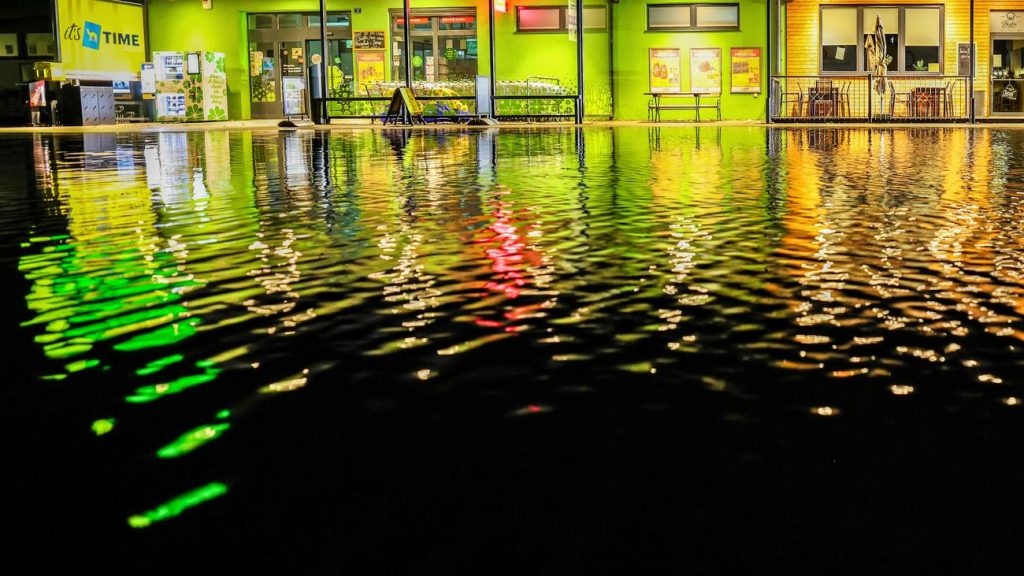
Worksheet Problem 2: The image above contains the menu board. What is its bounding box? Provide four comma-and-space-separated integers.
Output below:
958, 43, 975, 78
354, 31, 386, 50
690, 48, 721, 94
730, 47, 761, 93
649, 48, 681, 93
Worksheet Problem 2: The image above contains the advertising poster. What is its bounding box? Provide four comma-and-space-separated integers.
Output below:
283, 76, 306, 116
690, 48, 722, 94
202, 52, 228, 120
29, 81, 46, 107
649, 48, 681, 93
356, 50, 385, 86
730, 47, 761, 93
57, 0, 146, 80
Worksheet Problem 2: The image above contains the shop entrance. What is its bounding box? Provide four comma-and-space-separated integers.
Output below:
247, 12, 353, 119
991, 35, 1024, 116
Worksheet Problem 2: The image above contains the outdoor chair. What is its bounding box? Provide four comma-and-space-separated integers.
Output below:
887, 81, 910, 118
837, 81, 851, 117
771, 78, 804, 119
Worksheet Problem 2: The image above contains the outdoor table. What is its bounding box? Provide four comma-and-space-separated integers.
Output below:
807, 86, 839, 118
910, 87, 946, 118
645, 92, 721, 122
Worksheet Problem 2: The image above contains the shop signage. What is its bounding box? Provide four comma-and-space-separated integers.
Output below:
730, 47, 761, 93
690, 48, 722, 94
958, 43, 975, 78
649, 48, 681, 93
356, 51, 385, 86
444, 47, 458, 60
354, 31, 386, 51
991, 11, 1024, 33
57, 0, 145, 80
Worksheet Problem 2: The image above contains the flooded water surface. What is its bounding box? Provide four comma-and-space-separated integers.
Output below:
4, 126, 1024, 571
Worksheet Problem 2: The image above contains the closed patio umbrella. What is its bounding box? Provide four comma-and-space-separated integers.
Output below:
865, 16, 890, 116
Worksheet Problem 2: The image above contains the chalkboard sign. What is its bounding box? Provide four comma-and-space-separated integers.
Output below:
354, 31, 386, 50
958, 43, 975, 78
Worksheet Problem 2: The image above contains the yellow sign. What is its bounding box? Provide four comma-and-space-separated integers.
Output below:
57, 0, 145, 80
730, 48, 761, 94
356, 50, 386, 87
649, 48, 681, 93
690, 48, 721, 94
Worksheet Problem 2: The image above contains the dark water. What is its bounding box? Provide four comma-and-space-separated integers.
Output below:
4, 126, 1024, 572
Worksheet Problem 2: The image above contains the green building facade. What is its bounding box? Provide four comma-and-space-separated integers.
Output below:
146, 0, 769, 121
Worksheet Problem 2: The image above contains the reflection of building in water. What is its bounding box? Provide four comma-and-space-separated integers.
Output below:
770, 128, 1024, 381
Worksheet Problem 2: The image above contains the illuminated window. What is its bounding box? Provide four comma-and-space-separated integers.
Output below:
516, 6, 608, 32
819, 5, 944, 74
647, 4, 739, 32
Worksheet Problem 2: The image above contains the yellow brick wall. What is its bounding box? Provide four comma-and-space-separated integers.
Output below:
785, 0, 1024, 117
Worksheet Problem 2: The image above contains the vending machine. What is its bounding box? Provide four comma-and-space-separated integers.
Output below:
153, 51, 228, 122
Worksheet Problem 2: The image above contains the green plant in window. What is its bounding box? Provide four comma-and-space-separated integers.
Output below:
912, 59, 927, 72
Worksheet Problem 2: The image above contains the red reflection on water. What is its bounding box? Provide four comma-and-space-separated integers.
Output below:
472, 193, 544, 330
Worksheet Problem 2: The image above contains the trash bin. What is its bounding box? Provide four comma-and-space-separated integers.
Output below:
309, 59, 324, 124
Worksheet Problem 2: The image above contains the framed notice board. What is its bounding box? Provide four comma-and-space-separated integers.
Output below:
690, 48, 721, 94
649, 48, 681, 93
730, 47, 761, 93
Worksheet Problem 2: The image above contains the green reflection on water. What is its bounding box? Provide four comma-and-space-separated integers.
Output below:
91, 418, 115, 436
157, 423, 231, 458
127, 482, 228, 529
125, 366, 222, 404
136, 354, 186, 376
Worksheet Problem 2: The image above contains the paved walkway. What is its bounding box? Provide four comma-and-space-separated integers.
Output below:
3, 118, 1024, 133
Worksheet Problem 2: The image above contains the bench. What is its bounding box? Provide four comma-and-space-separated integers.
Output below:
645, 92, 721, 122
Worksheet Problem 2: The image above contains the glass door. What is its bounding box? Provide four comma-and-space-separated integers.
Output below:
991, 37, 1024, 115
307, 39, 353, 98
280, 41, 307, 117
249, 42, 279, 118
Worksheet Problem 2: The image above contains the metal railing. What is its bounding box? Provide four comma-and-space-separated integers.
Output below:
770, 75, 970, 122
320, 79, 578, 122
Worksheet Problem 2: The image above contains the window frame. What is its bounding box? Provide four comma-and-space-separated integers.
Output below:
515, 5, 609, 33
646, 3, 740, 33
818, 4, 945, 76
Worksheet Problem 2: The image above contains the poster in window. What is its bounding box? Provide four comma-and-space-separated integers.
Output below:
730, 47, 761, 93
690, 48, 721, 94
356, 50, 385, 87
649, 48, 681, 93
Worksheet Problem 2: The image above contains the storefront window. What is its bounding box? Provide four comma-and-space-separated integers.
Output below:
647, 4, 738, 32
518, 7, 562, 31
862, 8, 898, 72
391, 9, 478, 91
821, 8, 858, 72
820, 5, 943, 74
695, 5, 738, 28
648, 5, 692, 30
905, 8, 940, 72
308, 14, 351, 27
517, 6, 607, 32
278, 14, 301, 29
